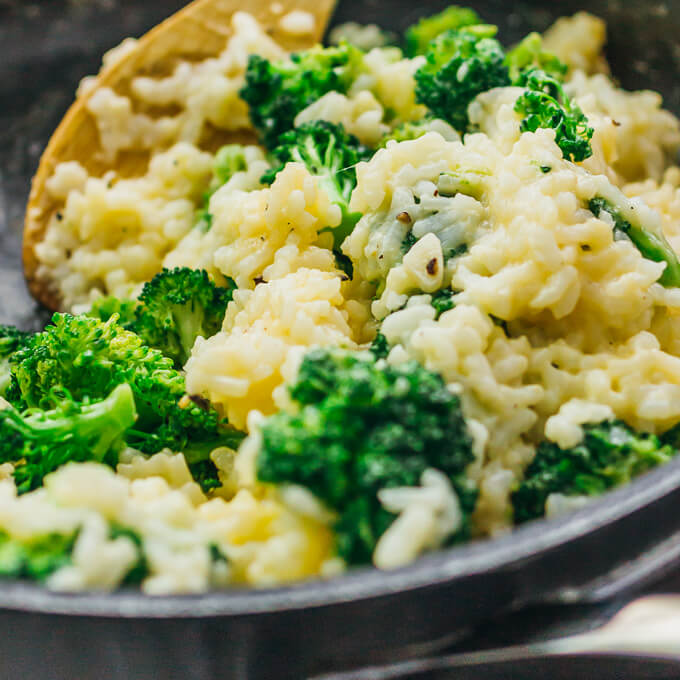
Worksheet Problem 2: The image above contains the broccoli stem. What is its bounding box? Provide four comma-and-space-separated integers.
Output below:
589, 197, 680, 288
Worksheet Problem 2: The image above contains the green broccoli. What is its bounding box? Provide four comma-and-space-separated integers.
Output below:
0, 324, 33, 401
256, 348, 477, 564
506, 32, 567, 82
379, 119, 431, 148
589, 197, 680, 288
213, 144, 248, 185
334, 251, 355, 280
0, 525, 150, 585
431, 289, 456, 318
405, 5, 482, 57
0, 383, 136, 494
108, 524, 149, 585
369, 331, 390, 359
414, 25, 511, 132
10, 313, 242, 459
195, 144, 249, 233
0, 531, 76, 580
85, 268, 234, 368
261, 121, 372, 246
240, 44, 363, 149
187, 459, 222, 494
512, 420, 675, 523
133, 267, 235, 368
401, 230, 418, 254
514, 67, 593, 162
378, 118, 460, 148
87, 296, 138, 328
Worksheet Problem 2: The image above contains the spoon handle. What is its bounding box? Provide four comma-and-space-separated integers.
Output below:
313, 595, 680, 679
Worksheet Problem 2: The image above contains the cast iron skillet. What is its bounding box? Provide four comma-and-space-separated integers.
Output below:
1, 1, 680, 678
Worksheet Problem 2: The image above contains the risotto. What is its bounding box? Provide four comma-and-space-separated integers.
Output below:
4, 5, 680, 593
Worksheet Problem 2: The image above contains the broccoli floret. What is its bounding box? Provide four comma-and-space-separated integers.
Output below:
85, 268, 235, 367
401, 230, 418, 254
431, 289, 456, 318
187, 459, 222, 494
414, 25, 511, 132
379, 119, 431, 147
0, 324, 33, 401
405, 5, 482, 57
240, 44, 363, 149
512, 421, 675, 523
133, 268, 235, 368
213, 144, 248, 185
0, 531, 76, 581
10, 313, 241, 458
445, 243, 469, 261
589, 197, 680, 288
0, 324, 33, 358
11, 313, 176, 413
194, 145, 250, 234
256, 348, 477, 564
109, 524, 149, 585
378, 118, 460, 147
261, 121, 372, 246
506, 32, 567, 82
87, 297, 138, 328
514, 68, 593, 162
0, 525, 149, 585
334, 250, 355, 280
369, 332, 390, 359
0, 383, 136, 494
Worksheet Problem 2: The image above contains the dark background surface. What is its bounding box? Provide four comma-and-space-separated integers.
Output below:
2, 0, 680, 676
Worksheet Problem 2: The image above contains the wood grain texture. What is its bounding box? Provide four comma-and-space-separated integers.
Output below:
23, 0, 336, 310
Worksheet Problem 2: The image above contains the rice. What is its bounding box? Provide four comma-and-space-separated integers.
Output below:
185, 267, 360, 429
279, 10, 316, 36
0, 455, 336, 593
36, 143, 214, 308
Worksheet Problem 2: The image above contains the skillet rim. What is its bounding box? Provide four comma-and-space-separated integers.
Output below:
1, 455, 680, 618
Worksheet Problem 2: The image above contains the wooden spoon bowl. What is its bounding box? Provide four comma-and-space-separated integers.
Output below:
23, 0, 336, 311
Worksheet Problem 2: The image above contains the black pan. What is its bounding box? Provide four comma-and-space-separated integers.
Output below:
1, 1, 680, 678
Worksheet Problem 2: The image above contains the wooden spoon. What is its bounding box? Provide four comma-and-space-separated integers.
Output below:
23, 0, 337, 311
